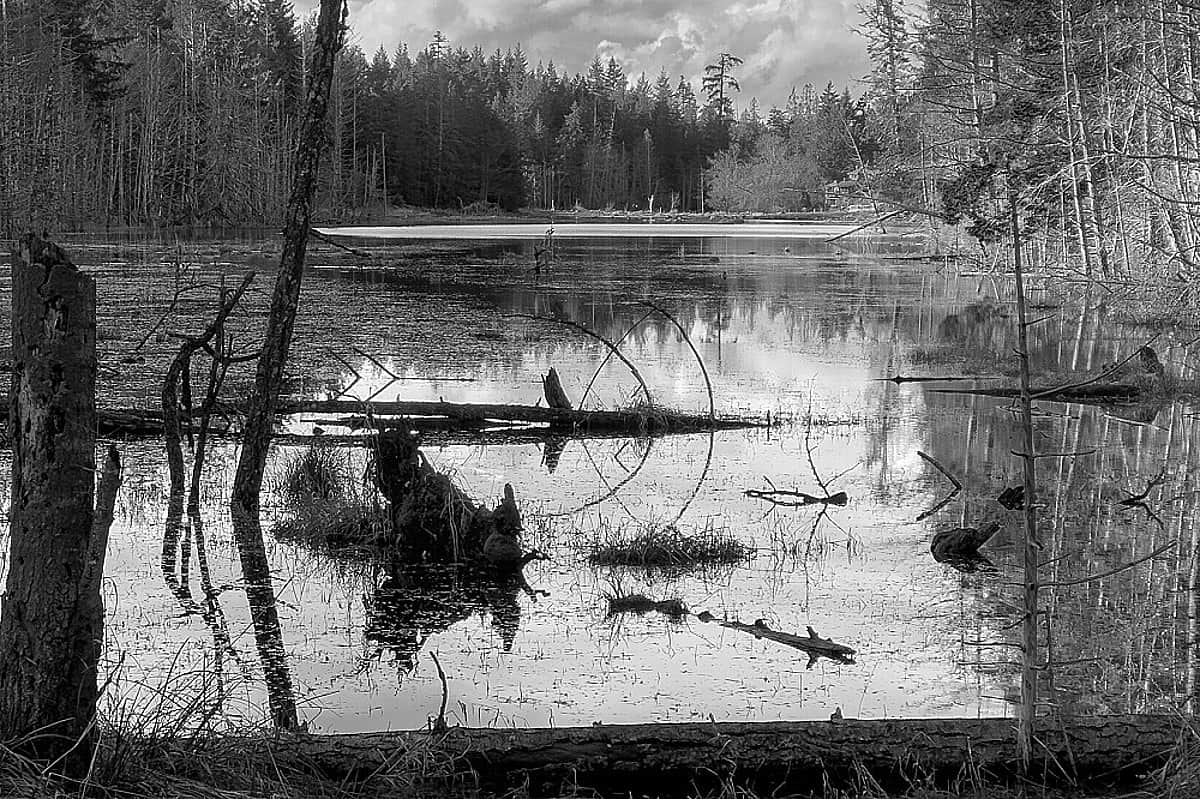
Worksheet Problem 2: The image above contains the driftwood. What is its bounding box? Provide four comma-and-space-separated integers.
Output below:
695, 614, 855, 667
246, 715, 1186, 796
744, 487, 848, 507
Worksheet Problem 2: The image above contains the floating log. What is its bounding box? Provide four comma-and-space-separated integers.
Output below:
251, 715, 1185, 796
695, 614, 855, 667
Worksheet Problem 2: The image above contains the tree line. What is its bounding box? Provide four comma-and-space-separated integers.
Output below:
858, 0, 1200, 281
0, 0, 876, 231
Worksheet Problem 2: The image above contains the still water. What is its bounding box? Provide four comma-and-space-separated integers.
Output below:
0, 226, 1194, 733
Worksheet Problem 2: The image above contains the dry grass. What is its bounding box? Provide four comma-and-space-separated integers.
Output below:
270, 443, 390, 553
0, 733, 474, 799
586, 518, 752, 572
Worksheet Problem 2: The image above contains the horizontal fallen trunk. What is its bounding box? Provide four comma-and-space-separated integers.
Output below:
278, 399, 758, 433
0, 399, 760, 440
696, 615, 855, 667
247, 715, 1184, 796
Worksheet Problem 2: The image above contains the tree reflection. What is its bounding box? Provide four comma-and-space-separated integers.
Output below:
230, 506, 300, 730
363, 561, 545, 675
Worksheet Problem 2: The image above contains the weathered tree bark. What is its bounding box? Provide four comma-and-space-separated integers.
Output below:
0, 235, 114, 775
227, 0, 346, 732
240, 715, 1186, 796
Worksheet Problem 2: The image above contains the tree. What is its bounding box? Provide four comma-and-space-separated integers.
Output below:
229, 0, 348, 731
0, 235, 120, 776
702, 52, 743, 119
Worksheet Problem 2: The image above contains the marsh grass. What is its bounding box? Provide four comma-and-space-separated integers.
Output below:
586, 518, 751, 572
270, 442, 390, 553
0, 656, 473, 799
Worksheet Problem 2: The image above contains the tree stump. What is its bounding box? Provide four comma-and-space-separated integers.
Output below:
372, 431, 526, 562
0, 234, 102, 773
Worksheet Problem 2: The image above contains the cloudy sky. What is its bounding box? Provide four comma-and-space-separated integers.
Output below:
297, 0, 872, 108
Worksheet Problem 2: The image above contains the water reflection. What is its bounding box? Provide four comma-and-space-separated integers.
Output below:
161, 494, 235, 682
28, 230, 1200, 730
365, 562, 547, 674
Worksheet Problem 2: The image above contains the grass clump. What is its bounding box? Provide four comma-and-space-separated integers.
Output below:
279, 440, 347, 505
586, 519, 751, 572
271, 442, 389, 553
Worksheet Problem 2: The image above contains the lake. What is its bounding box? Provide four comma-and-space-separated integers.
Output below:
0, 224, 1192, 733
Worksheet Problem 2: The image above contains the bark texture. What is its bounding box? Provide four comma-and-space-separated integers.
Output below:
0, 234, 101, 772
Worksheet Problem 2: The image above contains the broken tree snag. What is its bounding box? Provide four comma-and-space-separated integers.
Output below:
542, 367, 572, 409
225, 0, 343, 734
372, 430, 529, 562
232, 0, 347, 519
0, 234, 102, 774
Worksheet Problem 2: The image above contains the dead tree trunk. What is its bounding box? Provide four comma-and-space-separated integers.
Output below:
230, 0, 346, 517
252, 716, 1187, 796
226, 0, 346, 732
0, 235, 115, 775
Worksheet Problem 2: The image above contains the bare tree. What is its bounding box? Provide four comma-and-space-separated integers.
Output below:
228, 0, 348, 731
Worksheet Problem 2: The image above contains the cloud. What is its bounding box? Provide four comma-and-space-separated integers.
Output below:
296, 0, 871, 106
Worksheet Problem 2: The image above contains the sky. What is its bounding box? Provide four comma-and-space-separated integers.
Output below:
296, 0, 873, 108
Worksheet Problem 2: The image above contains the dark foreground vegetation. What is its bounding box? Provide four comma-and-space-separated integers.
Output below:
1, 714, 1198, 798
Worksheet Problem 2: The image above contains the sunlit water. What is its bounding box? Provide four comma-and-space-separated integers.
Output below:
0, 226, 1194, 733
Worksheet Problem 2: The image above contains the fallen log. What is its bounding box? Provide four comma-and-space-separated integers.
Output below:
249, 715, 1186, 796
695, 614, 855, 667
932, 383, 1145, 402
277, 399, 760, 433
0, 397, 761, 441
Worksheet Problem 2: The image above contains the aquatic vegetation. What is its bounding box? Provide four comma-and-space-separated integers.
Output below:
271, 442, 388, 553
586, 518, 752, 571
605, 591, 689, 620
277, 441, 349, 506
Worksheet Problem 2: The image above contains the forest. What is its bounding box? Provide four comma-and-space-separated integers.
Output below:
5, 0, 1198, 287
859, 0, 1200, 290
0, 0, 873, 230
